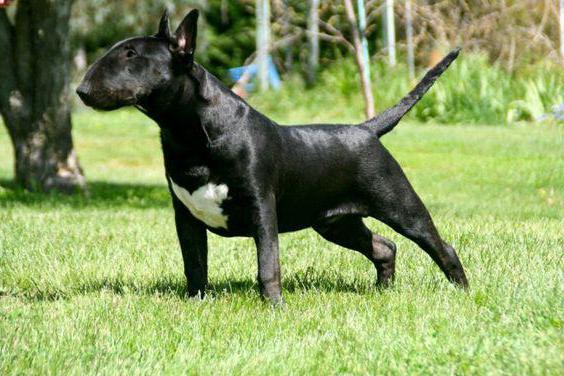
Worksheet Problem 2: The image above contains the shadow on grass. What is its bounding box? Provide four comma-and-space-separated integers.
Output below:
11, 272, 376, 302
0, 179, 170, 209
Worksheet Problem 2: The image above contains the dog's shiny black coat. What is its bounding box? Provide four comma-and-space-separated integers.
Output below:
77, 10, 468, 303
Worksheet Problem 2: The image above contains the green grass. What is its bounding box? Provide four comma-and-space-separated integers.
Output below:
1, 109, 563, 374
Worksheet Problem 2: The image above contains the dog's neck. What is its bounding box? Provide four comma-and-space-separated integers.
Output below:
139, 64, 255, 147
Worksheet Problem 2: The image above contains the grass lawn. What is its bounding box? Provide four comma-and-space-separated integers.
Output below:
0, 109, 562, 374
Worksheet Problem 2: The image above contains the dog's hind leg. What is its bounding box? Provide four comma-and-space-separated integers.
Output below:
313, 216, 397, 286
367, 158, 469, 288
372, 198, 468, 288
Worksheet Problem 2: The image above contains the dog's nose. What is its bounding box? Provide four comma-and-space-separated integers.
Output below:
76, 84, 92, 103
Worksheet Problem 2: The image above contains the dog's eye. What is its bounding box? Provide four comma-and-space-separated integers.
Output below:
125, 49, 137, 58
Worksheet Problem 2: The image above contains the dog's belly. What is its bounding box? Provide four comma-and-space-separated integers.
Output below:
169, 177, 366, 236
276, 199, 367, 232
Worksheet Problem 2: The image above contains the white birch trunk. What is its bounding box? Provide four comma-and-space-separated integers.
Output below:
256, 0, 270, 91
343, 0, 375, 118
383, 0, 396, 67
307, 0, 319, 84
560, 0, 564, 59
405, 0, 415, 80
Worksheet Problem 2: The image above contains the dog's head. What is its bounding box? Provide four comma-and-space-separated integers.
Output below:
77, 10, 199, 111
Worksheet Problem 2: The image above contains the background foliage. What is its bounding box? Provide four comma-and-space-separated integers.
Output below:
69, 0, 564, 124
251, 54, 564, 125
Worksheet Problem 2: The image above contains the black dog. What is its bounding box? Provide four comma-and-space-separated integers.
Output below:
77, 10, 468, 304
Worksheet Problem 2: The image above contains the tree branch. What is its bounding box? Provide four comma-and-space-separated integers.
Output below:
316, 31, 355, 53
318, 19, 355, 52
241, 32, 303, 66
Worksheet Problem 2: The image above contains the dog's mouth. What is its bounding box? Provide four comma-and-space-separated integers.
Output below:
77, 87, 138, 111
84, 98, 136, 112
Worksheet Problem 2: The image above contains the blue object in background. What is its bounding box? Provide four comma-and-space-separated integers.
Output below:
537, 103, 564, 122
553, 104, 564, 121
228, 56, 281, 92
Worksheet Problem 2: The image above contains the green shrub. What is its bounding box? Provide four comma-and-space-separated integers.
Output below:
249, 54, 564, 125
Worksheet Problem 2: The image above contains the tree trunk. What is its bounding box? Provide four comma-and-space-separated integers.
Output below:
256, 0, 271, 92
356, 0, 371, 100
306, 0, 319, 85
405, 0, 415, 81
0, 0, 85, 193
282, 0, 293, 73
560, 0, 564, 60
343, 0, 375, 119
383, 0, 396, 67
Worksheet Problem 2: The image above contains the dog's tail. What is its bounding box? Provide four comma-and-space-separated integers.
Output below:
364, 48, 461, 137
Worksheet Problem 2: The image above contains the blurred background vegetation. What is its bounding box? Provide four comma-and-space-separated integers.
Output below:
69, 0, 564, 124
1, 0, 563, 193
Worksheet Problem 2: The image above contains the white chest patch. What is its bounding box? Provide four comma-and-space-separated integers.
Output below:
169, 179, 229, 229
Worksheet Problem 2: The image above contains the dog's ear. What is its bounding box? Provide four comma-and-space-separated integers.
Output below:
155, 9, 172, 40
171, 9, 199, 64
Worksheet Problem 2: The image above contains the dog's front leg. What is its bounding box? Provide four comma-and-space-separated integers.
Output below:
172, 196, 208, 298
253, 194, 283, 305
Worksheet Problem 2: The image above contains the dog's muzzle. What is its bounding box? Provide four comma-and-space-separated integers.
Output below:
76, 82, 137, 111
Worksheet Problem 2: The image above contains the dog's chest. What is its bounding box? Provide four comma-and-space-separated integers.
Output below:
169, 178, 229, 229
